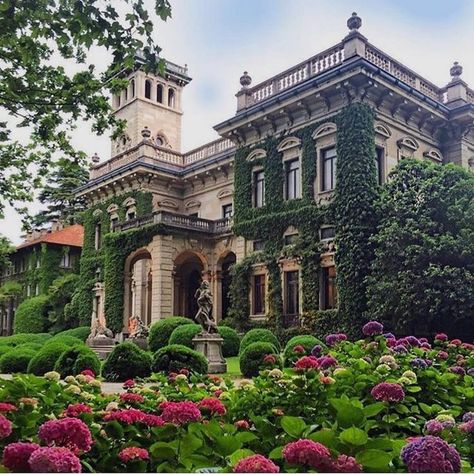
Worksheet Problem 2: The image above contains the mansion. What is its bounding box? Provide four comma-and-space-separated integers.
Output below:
74, 13, 474, 336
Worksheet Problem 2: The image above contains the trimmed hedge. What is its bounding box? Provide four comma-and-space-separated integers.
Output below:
13, 295, 50, 334
152, 344, 208, 375
217, 326, 240, 357
148, 317, 191, 353
283, 335, 323, 367
16, 343, 43, 352
54, 345, 101, 377
0, 348, 36, 373
27, 343, 68, 376
169, 324, 201, 349
0, 346, 12, 358
45, 335, 83, 348
53, 326, 91, 341
102, 342, 152, 382
0, 333, 52, 347
239, 342, 280, 378
239, 328, 280, 355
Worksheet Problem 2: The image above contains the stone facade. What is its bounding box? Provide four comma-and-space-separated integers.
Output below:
76, 14, 474, 336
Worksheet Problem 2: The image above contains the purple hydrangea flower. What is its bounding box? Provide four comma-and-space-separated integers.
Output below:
383, 332, 396, 339
311, 345, 322, 357
325, 333, 346, 347
393, 345, 408, 354
411, 358, 428, 369
420, 342, 432, 350
424, 420, 444, 436
449, 366, 466, 376
406, 336, 420, 347
317, 355, 337, 370
459, 420, 474, 434
467, 368, 474, 377
462, 412, 474, 423
362, 321, 384, 336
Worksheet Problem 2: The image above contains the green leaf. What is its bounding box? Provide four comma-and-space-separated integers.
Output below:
309, 429, 337, 448
280, 416, 307, 438
179, 433, 202, 458
356, 449, 393, 471
339, 427, 368, 446
150, 441, 176, 460
363, 402, 386, 417
268, 446, 283, 460
215, 437, 242, 457
337, 406, 365, 428
235, 431, 259, 444
229, 449, 255, 466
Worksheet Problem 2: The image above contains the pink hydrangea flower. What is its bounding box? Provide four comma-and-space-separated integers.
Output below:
438, 351, 449, 360
38, 418, 92, 454
3, 442, 40, 472
282, 439, 332, 470
104, 408, 146, 425
142, 414, 165, 427
159, 401, 201, 425
28, 447, 81, 473
122, 379, 136, 389
371, 382, 405, 403
459, 420, 474, 434
317, 355, 337, 369
293, 344, 306, 354
435, 333, 448, 342
119, 392, 145, 404
0, 414, 12, 439
294, 356, 319, 371
0, 403, 17, 412
234, 420, 250, 430
332, 454, 363, 473
118, 447, 149, 462
263, 354, 277, 365
80, 370, 95, 378
63, 403, 92, 418
198, 397, 226, 416
234, 454, 279, 473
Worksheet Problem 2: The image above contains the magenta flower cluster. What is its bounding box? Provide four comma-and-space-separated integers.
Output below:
2, 442, 40, 472
371, 382, 405, 403
294, 356, 319, 370
38, 418, 92, 454
159, 401, 202, 425
325, 333, 347, 347
0, 413, 12, 438
28, 446, 81, 473
118, 446, 149, 463
198, 397, 226, 416
104, 408, 164, 427
362, 321, 384, 336
119, 392, 145, 404
233, 454, 280, 473
282, 439, 332, 471
63, 403, 92, 418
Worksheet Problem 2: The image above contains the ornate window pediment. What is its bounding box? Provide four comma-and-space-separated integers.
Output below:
122, 197, 136, 208
397, 137, 419, 152
277, 137, 301, 152
158, 199, 178, 209
92, 209, 103, 218
312, 123, 337, 140
107, 204, 119, 214
185, 200, 201, 210
423, 149, 443, 163
247, 148, 266, 162
217, 189, 233, 199
374, 122, 392, 138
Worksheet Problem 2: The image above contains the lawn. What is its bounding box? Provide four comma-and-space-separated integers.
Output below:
224, 356, 241, 377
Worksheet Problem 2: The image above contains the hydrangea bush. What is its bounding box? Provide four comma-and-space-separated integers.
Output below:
0, 322, 471, 472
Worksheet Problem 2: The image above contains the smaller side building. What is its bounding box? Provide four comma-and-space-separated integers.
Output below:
0, 223, 84, 335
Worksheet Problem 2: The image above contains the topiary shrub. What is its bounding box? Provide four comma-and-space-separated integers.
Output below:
148, 317, 191, 353
239, 342, 281, 378
45, 335, 83, 348
13, 295, 50, 334
0, 348, 36, 373
152, 344, 208, 375
27, 343, 68, 375
217, 326, 240, 357
16, 343, 43, 352
169, 324, 201, 348
239, 328, 280, 355
283, 335, 324, 367
54, 344, 101, 377
0, 346, 12, 358
0, 333, 52, 347
53, 326, 90, 341
102, 342, 152, 382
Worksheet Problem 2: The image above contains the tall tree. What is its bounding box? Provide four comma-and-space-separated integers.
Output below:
29, 156, 89, 227
0, 0, 171, 218
366, 159, 474, 339
0, 234, 13, 273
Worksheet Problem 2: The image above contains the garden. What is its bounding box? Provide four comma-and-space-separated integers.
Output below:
0, 320, 471, 472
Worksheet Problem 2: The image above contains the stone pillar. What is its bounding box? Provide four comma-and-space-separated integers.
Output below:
193, 333, 227, 373
213, 269, 223, 323
342, 13, 366, 60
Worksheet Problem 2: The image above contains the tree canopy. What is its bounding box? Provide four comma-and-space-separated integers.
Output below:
0, 234, 13, 273
0, 0, 171, 218
367, 158, 474, 338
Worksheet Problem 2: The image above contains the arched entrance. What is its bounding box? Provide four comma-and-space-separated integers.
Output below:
173, 252, 206, 319
219, 251, 236, 320
125, 249, 153, 331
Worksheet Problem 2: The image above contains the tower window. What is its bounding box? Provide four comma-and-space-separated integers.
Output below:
157, 84, 163, 103
145, 79, 152, 99
168, 88, 175, 108
375, 147, 384, 185
130, 79, 135, 98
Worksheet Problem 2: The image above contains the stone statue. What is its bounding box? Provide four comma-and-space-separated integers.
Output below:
194, 280, 218, 333
128, 314, 149, 339
88, 310, 114, 340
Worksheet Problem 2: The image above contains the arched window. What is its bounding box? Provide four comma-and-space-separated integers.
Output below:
123, 87, 128, 102
157, 84, 163, 103
145, 79, 152, 99
116, 95, 121, 108
130, 79, 135, 98
168, 88, 175, 108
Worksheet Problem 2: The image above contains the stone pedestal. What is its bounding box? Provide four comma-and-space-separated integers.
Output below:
129, 337, 148, 351
192, 332, 227, 374
87, 336, 116, 360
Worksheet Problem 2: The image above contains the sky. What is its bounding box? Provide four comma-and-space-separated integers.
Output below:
1, 0, 474, 243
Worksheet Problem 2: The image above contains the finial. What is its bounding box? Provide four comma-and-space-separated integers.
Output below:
141, 126, 151, 139
450, 61, 463, 80
347, 12, 362, 32
240, 71, 252, 89
91, 152, 100, 164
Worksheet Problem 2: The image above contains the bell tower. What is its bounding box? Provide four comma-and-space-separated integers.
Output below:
110, 53, 191, 156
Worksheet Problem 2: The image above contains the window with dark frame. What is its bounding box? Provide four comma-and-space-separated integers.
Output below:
253, 170, 265, 208
284, 234, 298, 245
253, 274, 265, 315
284, 271, 299, 316
321, 147, 337, 191
320, 227, 335, 240
322, 266, 338, 309
375, 147, 384, 185
253, 240, 265, 252
222, 204, 233, 219
285, 159, 300, 200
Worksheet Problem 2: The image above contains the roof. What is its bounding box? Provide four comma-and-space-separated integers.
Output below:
16, 224, 84, 250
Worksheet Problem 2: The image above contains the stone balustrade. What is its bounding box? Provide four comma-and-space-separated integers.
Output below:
183, 138, 234, 165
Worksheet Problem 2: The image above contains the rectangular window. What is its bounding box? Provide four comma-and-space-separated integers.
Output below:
321, 147, 337, 191
253, 274, 265, 315
285, 159, 300, 200
222, 204, 233, 219
375, 147, 384, 185
110, 216, 119, 231
60, 251, 71, 268
284, 234, 298, 245
284, 271, 299, 316
253, 170, 265, 208
322, 266, 338, 309
35, 284, 40, 296
94, 223, 102, 250
253, 240, 265, 252
320, 226, 335, 241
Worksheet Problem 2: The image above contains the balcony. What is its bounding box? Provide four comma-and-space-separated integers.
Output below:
112, 211, 232, 236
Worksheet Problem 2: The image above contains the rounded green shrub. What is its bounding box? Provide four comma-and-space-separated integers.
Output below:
239, 342, 280, 378
27, 343, 68, 375
0, 333, 51, 347
0, 348, 36, 373
152, 344, 208, 375
102, 342, 152, 382
148, 317, 191, 353
53, 326, 90, 341
217, 326, 240, 357
0, 346, 12, 358
283, 335, 324, 367
45, 335, 83, 348
169, 324, 201, 348
16, 343, 43, 352
13, 295, 50, 334
54, 344, 101, 377
239, 328, 280, 355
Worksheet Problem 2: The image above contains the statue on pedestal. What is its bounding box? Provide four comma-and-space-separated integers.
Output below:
128, 314, 149, 339
194, 280, 217, 334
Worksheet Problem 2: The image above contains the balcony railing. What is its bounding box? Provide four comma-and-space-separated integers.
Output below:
112, 211, 232, 235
